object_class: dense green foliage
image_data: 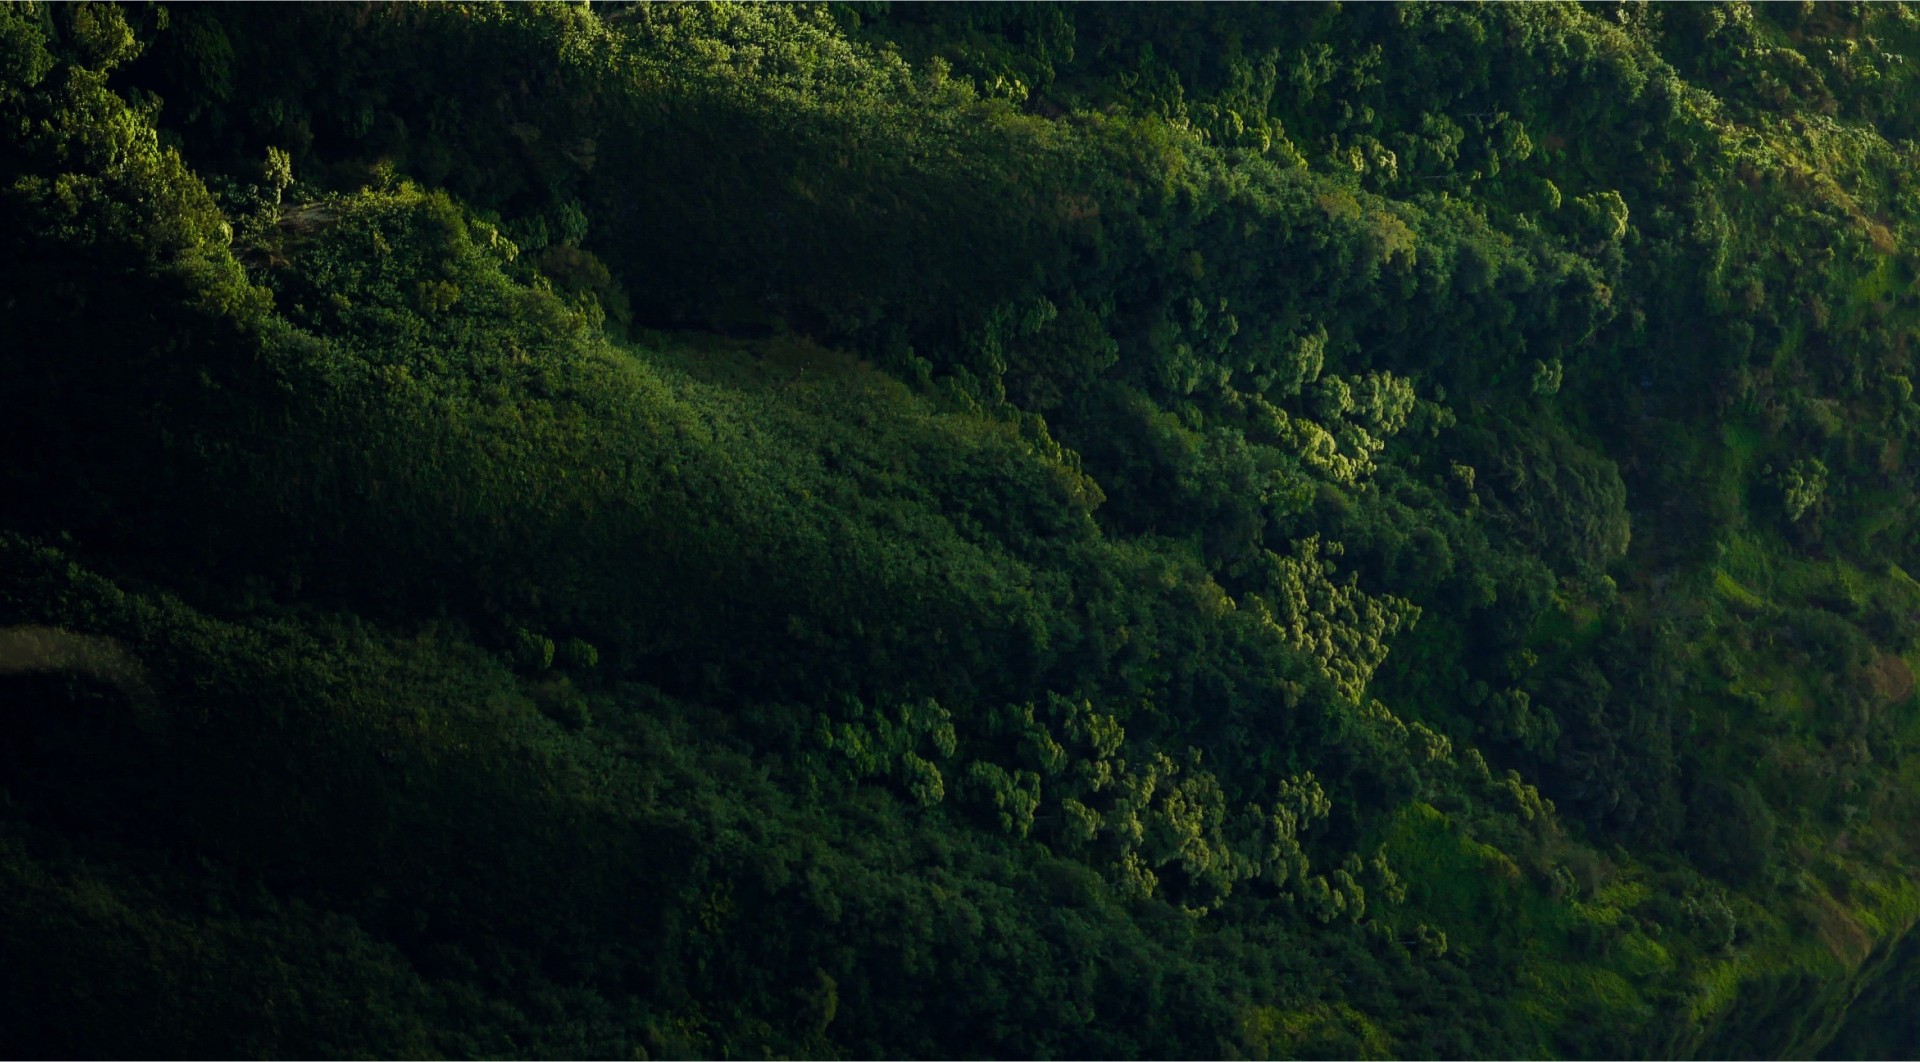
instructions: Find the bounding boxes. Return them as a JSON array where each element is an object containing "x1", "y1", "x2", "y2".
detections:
[{"x1": 6, "y1": 1, "x2": 1920, "y2": 1056}]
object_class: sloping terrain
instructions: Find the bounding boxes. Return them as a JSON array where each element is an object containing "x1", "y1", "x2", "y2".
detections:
[{"x1": 5, "y1": 2, "x2": 1920, "y2": 1056}]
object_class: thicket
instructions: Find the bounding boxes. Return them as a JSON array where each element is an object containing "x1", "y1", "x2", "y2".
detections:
[{"x1": 5, "y1": 2, "x2": 1920, "y2": 1057}]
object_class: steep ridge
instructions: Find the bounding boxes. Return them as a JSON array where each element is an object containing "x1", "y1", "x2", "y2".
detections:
[{"x1": 5, "y1": 2, "x2": 1920, "y2": 1056}]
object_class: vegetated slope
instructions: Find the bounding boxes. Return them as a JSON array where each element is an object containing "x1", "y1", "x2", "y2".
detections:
[{"x1": 4, "y1": 1, "x2": 1920, "y2": 1056}]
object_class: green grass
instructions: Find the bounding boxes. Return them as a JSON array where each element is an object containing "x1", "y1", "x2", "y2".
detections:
[
  {"x1": 1713, "y1": 569, "x2": 1771, "y2": 614},
  {"x1": 1720, "y1": 530, "x2": 1778, "y2": 599}
]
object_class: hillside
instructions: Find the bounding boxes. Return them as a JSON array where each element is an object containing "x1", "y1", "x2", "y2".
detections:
[{"x1": 5, "y1": 2, "x2": 1920, "y2": 1056}]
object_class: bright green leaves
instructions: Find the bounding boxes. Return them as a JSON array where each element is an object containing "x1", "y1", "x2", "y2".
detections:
[
  {"x1": 900, "y1": 752, "x2": 946, "y2": 807},
  {"x1": 814, "y1": 696, "x2": 959, "y2": 809},
  {"x1": 1262, "y1": 325, "x2": 1328, "y2": 399},
  {"x1": 3, "y1": 52, "x2": 250, "y2": 307},
  {"x1": 1571, "y1": 188, "x2": 1631, "y2": 243},
  {"x1": 1249, "y1": 536, "x2": 1419, "y2": 703},
  {"x1": 1345, "y1": 370, "x2": 1418, "y2": 436},
  {"x1": 0, "y1": 5, "x2": 53, "y2": 101},
  {"x1": 263, "y1": 145, "x2": 293, "y2": 206},
  {"x1": 965, "y1": 760, "x2": 1041, "y2": 837},
  {"x1": 1253, "y1": 773, "x2": 1328, "y2": 892},
  {"x1": 961, "y1": 695, "x2": 1122, "y2": 837},
  {"x1": 1776, "y1": 456, "x2": 1830, "y2": 524},
  {"x1": 261, "y1": 184, "x2": 597, "y2": 392},
  {"x1": 66, "y1": 3, "x2": 140, "y2": 71},
  {"x1": 946, "y1": 687, "x2": 1409, "y2": 920}
]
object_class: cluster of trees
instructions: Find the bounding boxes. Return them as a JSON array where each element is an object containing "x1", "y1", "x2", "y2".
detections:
[{"x1": 5, "y1": 1, "x2": 1920, "y2": 1056}]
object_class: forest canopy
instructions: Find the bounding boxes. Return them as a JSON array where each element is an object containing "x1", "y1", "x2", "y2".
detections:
[{"x1": 5, "y1": 1, "x2": 1920, "y2": 1057}]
